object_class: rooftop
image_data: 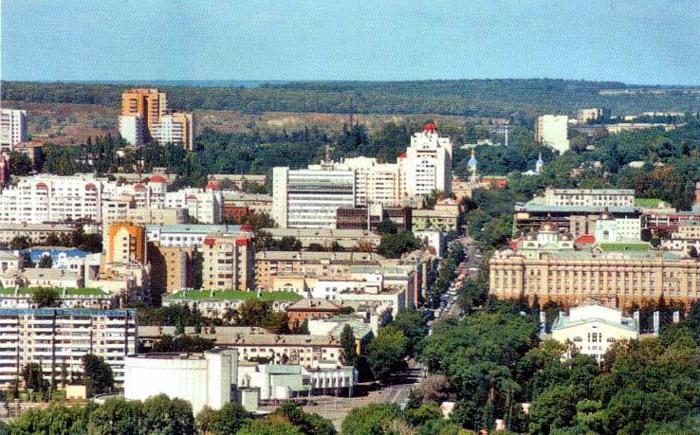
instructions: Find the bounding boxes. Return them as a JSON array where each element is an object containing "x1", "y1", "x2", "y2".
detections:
[
  {"x1": 599, "y1": 242, "x2": 651, "y2": 252},
  {"x1": 145, "y1": 224, "x2": 242, "y2": 234},
  {"x1": 255, "y1": 251, "x2": 385, "y2": 262},
  {"x1": 286, "y1": 298, "x2": 343, "y2": 311},
  {"x1": 166, "y1": 289, "x2": 302, "y2": 302}
]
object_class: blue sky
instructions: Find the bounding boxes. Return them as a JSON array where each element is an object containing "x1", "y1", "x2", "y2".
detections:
[{"x1": 2, "y1": 0, "x2": 699, "y2": 84}]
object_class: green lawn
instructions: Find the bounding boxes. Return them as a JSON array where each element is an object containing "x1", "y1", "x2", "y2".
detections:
[
  {"x1": 168, "y1": 289, "x2": 301, "y2": 302},
  {"x1": 600, "y1": 243, "x2": 651, "y2": 252},
  {"x1": 634, "y1": 198, "x2": 666, "y2": 207}
]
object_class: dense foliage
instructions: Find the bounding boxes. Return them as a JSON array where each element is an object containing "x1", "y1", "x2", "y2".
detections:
[{"x1": 5, "y1": 79, "x2": 700, "y2": 116}]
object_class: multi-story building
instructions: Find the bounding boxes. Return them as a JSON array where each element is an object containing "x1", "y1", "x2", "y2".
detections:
[
  {"x1": 201, "y1": 231, "x2": 255, "y2": 290},
  {"x1": 255, "y1": 251, "x2": 386, "y2": 290},
  {"x1": 576, "y1": 108, "x2": 610, "y2": 125},
  {"x1": 165, "y1": 186, "x2": 222, "y2": 224},
  {"x1": 0, "y1": 175, "x2": 104, "y2": 224},
  {"x1": 120, "y1": 88, "x2": 168, "y2": 141},
  {"x1": 513, "y1": 188, "x2": 641, "y2": 236},
  {"x1": 0, "y1": 223, "x2": 76, "y2": 245},
  {"x1": 0, "y1": 287, "x2": 117, "y2": 310},
  {"x1": 209, "y1": 174, "x2": 267, "y2": 190},
  {"x1": 147, "y1": 243, "x2": 192, "y2": 295},
  {"x1": 273, "y1": 164, "x2": 356, "y2": 229},
  {"x1": 118, "y1": 115, "x2": 144, "y2": 146},
  {"x1": 535, "y1": 115, "x2": 570, "y2": 153},
  {"x1": 342, "y1": 156, "x2": 401, "y2": 206},
  {"x1": 490, "y1": 227, "x2": 700, "y2": 309},
  {"x1": 551, "y1": 303, "x2": 638, "y2": 362},
  {"x1": 399, "y1": 123, "x2": 453, "y2": 197},
  {"x1": 262, "y1": 227, "x2": 381, "y2": 250},
  {"x1": 594, "y1": 210, "x2": 642, "y2": 242},
  {"x1": 0, "y1": 308, "x2": 137, "y2": 388},
  {"x1": 335, "y1": 205, "x2": 411, "y2": 232},
  {"x1": 105, "y1": 223, "x2": 147, "y2": 265},
  {"x1": 412, "y1": 199, "x2": 460, "y2": 232},
  {"x1": 662, "y1": 220, "x2": 700, "y2": 256},
  {"x1": 0, "y1": 109, "x2": 28, "y2": 152},
  {"x1": 151, "y1": 111, "x2": 194, "y2": 151}
]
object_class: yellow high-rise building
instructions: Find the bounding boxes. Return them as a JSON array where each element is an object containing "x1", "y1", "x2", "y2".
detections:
[{"x1": 121, "y1": 88, "x2": 168, "y2": 140}]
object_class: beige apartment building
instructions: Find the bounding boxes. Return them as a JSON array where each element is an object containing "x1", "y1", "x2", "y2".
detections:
[{"x1": 202, "y1": 232, "x2": 255, "y2": 290}]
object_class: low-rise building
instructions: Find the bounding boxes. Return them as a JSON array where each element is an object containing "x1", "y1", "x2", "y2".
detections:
[
  {"x1": 551, "y1": 303, "x2": 638, "y2": 362},
  {"x1": 0, "y1": 287, "x2": 117, "y2": 309},
  {"x1": 285, "y1": 298, "x2": 344, "y2": 330},
  {"x1": 0, "y1": 223, "x2": 76, "y2": 246},
  {"x1": 125, "y1": 349, "x2": 237, "y2": 414},
  {"x1": 261, "y1": 227, "x2": 381, "y2": 250},
  {"x1": 162, "y1": 290, "x2": 300, "y2": 319},
  {"x1": 238, "y1": 363, "x2": 356, "y2": 401},
  {"x1": 412, "y1": 202, "x2": 460, "y2": 232}
]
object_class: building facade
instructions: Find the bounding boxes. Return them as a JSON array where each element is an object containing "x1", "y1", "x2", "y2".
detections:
[
  {"x1": 0, "y1": 308, "x2": 137, "y2": 388},
  {"x1": 0, "y1": 109, "x2": 28, "y2": 152},
  {"x1": 151, "y1": 111, "x2": 194, "y2": 151},
  {"x1": 201, "y1": 231, "x2": 255, "y2": 290},
  {"x1": 121, "y1": 88, "x2": 168, "y2": 141},
  {"x1": 399, "y1": 123, "x2": 453, "y2": 197},
  {"x1": 535, "y1": 115, "x2": 569, "y2": 153}
]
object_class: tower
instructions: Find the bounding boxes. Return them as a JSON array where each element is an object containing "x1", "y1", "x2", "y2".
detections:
[
  {"x1": 535, "y1": 152, "x2": 544, "y2": 174},
  {"x1": 467, "y1": 149, "x2": 478, "y2": 182}
]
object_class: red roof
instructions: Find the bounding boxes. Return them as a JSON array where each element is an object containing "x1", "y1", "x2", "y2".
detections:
[
  {"x1": 397, "y1": 152, "x2": 407, "y2": 159},
  {"x1": 134, "y1": 183, "x2": 146, "y2": 190},
  {"x1": 149, "y1": 175, "x2": 166, "y2": 183},
  {"x1": 240, "y1": 224, "x2": 254, "y2": 232},
  {"x1": 423, "y1": 122, "x2": 437, "y2": 132},
  {"x1": 206, "y1": 181, "x2": 220, "y2": 190},
  {"x1": 35, "y1": 182, "x2": 48, "y2": 189},
  {"x1": 203, "y1": 238, "x2": 216, "y2": 246},
  {"x1": 576, "y1": 234, "x2": 596, "y2": 244},
  {"x1": 186, "y1": 194, "x2": 198, "y2": 201},
  {"x1": 235, "y1": 238, "x2": 249, "y2": 246}
]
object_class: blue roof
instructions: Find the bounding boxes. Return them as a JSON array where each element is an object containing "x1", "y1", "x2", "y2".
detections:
[{"x1": 23, "y1": 248, "x2": 89, "y2": 263}]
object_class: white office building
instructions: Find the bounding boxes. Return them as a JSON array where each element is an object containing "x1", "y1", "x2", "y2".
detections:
[
  {"x1": 144, "y1": 224, "x2": 241, "y2": 248},
  {"x1": 399, "y1": 124, "x2": 453, "y2": 197},
  {"x1": 343, "y1": 157, "x2": 401, "y2": 206},
  {"x1": 536, "y1": 115, "x2": 570, "y2": 153},
  {"x1": 0, "y1": 109, "x2": 28, "y2": 152},
  {"x1": 273, "y1": 164, "x2": 356, "y2": 229},
  {"x1": 0, "y1": 308, "x2": 137, "y2": 388},
  {"x1": 118, "y1": 115, "x2": 144, "y2": 146}
]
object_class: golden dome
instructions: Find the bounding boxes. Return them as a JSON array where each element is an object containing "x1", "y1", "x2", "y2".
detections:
[{"x1": 540, "y1": 221, "x2": 558, "y2": 232}]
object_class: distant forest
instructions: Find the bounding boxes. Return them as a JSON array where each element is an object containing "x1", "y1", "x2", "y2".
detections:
[{"x1": 3, "y1": 79, "x2": 699, "y2": 117}]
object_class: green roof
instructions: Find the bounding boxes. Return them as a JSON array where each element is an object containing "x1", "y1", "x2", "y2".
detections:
[
  {"x1": 600, "y1": 242, "x2": 651, "y2": 252},
  {"x1": 167, "y1": 289, "x2": 302, "y2": 302},
  {"x1": 634, "y1": 198, "x2": 666, "y2": 207}
]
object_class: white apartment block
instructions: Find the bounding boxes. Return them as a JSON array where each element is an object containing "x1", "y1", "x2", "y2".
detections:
[
  {"x1": 343, "y1": 157, "x2": 401, "y2": 206},
  {"x1": 0, "y1": 175, "x2": 104, "y2": 224},
  {"x1": 165, "y1": 188, "x2": 222, "y2": 224},
  {"x1": 151, "y1": 114, "x2": 183, "y2": 145},
  {"x1": 541, "y1": 188, "x2": 636, "y2": 208},
  {"x1": 0, "y1": 308, "x2": 137, "y2": 388},
  {"x1": 595, "y1": 214, "x2": 642, "y2": 243},
  {"x1": 536, "y1": 115, "x2": 570, "y2": 153},
  {"x1": 273, "y1": 165, "x2": 356, "y2": 229},
  {"x1": 118, "y1": 115, "x2": 144, "y2": 146},
  {"x1": 399, "y1": 126, "x2": 453, "y2": 197},
  {"x1": 0, "y1": 109, "x2": 28, "y2": 152}
]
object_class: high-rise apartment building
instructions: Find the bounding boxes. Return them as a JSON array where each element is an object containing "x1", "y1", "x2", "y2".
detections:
[
  {"x1": 201, "y1": 231, "x2": 255, "y2": 290},
  {"x1": 535, "y1": 115, "x2": 570, "y2": 153},
  {"x1": 399, "y1": 123, "x2": 453, "y2": 197},
  {"x1": 0, "y1": 109, "x2": 28, "y2": 152},
  {"x1": 105, "y1": 223, "x2": 147, "y2": 265},
  {"x1": 164, "y1": 187, "x2": 223, "y2": 224},
  {"x1": 118, "y1": 114, "x2": 145, "y2": 146},
  {"x1": 151, "y1": 111, "x2": 195, "y2": 151},
  {"x1": 120, "y1": 88, "x2": 168, "y2": 139},
  {"x1": 0, "y1": 308, "x2": 137, "y2": 388}
]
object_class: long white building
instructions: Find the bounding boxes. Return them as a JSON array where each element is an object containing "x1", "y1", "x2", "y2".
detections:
[
  {"x1": 0, "y1": 308, "x2": 137, "y2": 388},
  {"x1": 0, "y1": 109, "x2": 28, "y2": 152},
  {"x1": 164, "y1": 186, "x2": 222, "y2": 224}
]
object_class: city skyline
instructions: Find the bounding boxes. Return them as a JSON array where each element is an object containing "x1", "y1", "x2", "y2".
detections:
[{"x1": 2, "y1": 0, "x2": 700, "y2": 85}]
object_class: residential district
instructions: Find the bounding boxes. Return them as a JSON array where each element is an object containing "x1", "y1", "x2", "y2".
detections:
[{"x1": 0, "y1": 91, "x2": 698, "y2": 433}]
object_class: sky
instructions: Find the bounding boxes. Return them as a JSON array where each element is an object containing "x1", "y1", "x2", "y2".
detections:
[{"x1": 2, "y1": 0, "x2": 700, "y2": 85}]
